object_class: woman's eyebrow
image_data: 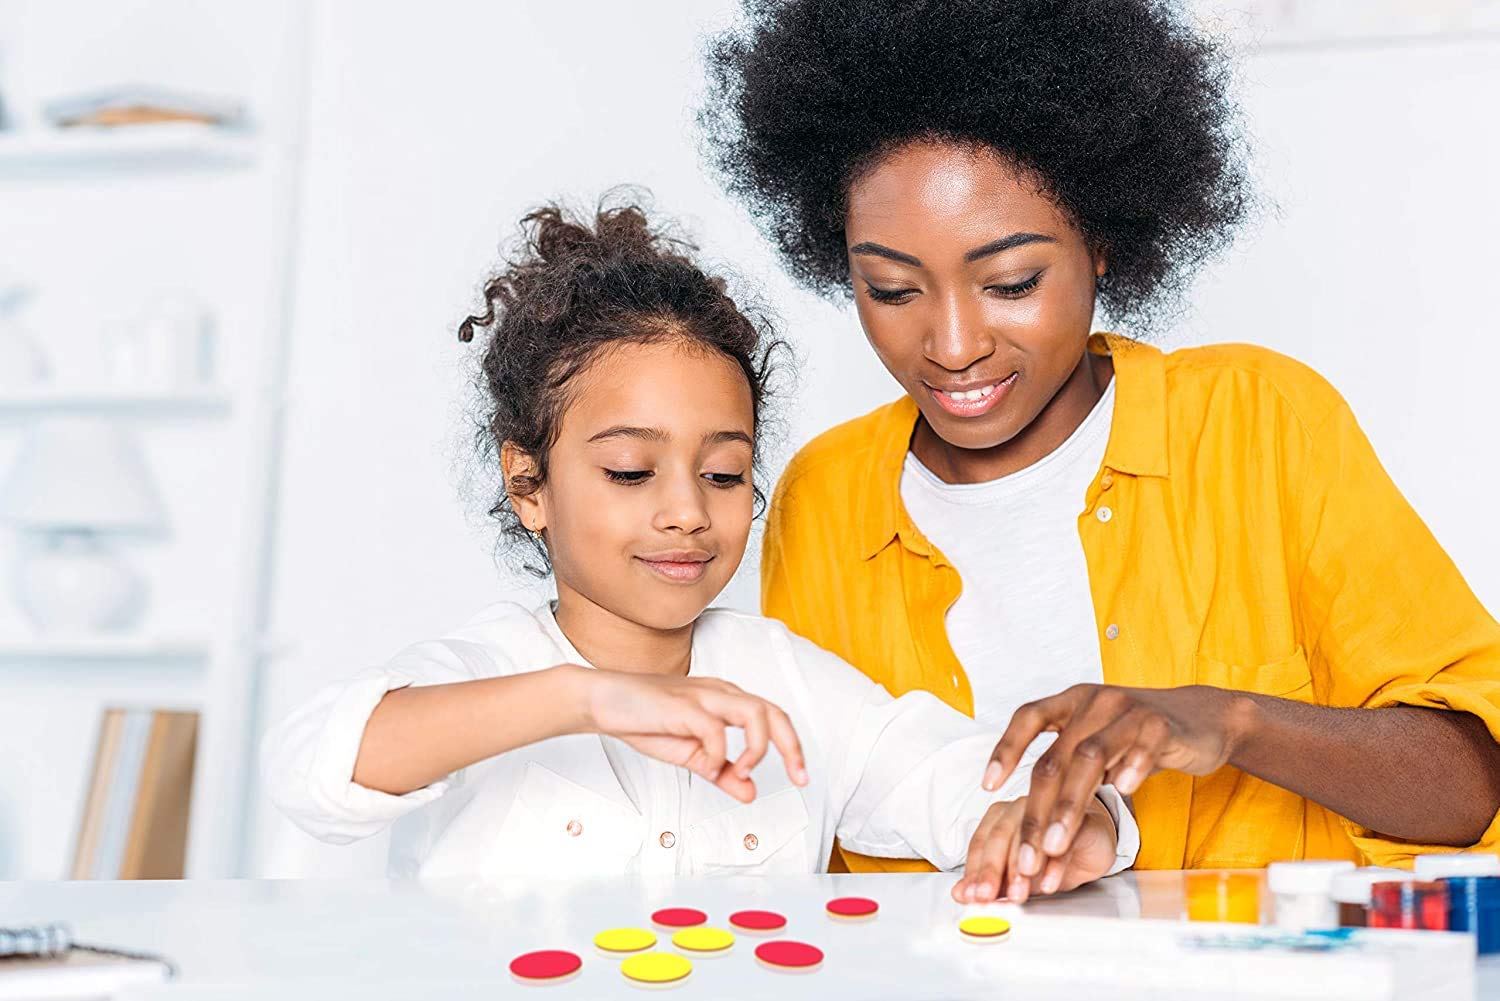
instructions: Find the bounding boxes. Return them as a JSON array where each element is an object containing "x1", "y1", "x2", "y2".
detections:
[
  {"x1": 849, "y1": 241, "x2": 922, "y2": 267},
  {"x1": 848, "y1": 232, "x2": 1057, "y2": 268},
  {"x1": 963, "y1": 232, "x2": 1056, "y2": 262},
  {"x1": 705, "y1": 430, "x2": 753, "y2": 447}
]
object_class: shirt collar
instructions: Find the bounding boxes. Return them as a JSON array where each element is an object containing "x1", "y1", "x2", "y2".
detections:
[{"x1": 855, "y1": 331, "x2": 1169, "y2": 561}]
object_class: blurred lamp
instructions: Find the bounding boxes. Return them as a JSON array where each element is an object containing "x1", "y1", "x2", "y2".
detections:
[{"x1": 0, "y1": 418, "x2": 167, "y2": 633}]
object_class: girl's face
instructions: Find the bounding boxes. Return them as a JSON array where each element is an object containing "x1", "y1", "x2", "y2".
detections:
[
  {"x1": 844, "y1": 141, "x2": 1106, "y2": 456},
  {"x1": 518, "y1": 337, "x2": 756, "y2": 632}
]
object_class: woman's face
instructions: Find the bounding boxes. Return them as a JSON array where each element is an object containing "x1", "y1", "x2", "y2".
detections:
[
  {"x1": 515, "y1": 337, "x2": 756, "y2": 632},
  {"x1": 844, "y1": 141, "x2": 1106, "y2": 456}
]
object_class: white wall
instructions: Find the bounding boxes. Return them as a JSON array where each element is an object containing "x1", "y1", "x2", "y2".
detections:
[
  {"x1": 0, "y1": 0, "x2": 301, "y2": 879},
  {"x1": 228, "y1": 5, "x2": 1495, "y2": 877}
]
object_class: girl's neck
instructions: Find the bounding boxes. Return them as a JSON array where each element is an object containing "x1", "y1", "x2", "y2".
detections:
[
  {"x1": 911, "y1": 348, "x2": 1114, "y2": 484},
  {"x1": 552, "y1": 582, "x2": 694, "y2": 676}
]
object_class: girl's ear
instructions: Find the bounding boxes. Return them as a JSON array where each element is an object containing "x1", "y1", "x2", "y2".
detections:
[
  {"x1": 500, "y1": 441, "x2": 547, "y2": 534},
  {"x1": 1092, "y1": 244, "x2": 1110, "y2": 279}
]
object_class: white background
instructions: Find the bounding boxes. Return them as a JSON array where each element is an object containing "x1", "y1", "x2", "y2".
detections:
[{"x1": 0, "y1": 1, "x2": 1495, "y2": 881}]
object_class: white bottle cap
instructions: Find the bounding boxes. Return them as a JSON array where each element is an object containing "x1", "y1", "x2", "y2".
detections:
[
  {"x1": 1267, "y1": 859, "x2": 1356, "y2": 896},
  {"x1": 1414, "y1": 853, "x2": 1500, "y2": 879},
  {"x1": 1329, "y1": 866, "x2": 1416, "y2": 905}
]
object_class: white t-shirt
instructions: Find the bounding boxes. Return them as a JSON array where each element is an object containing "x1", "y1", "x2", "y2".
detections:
[
  {"x1": 261, "y1": 601, "x2": 1139, "y2": 879},
  {"x1": 900, "y1": 380, "x2": 1115, "y2": 732}
]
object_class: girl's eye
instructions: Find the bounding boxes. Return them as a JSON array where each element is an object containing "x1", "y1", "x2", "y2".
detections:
[
  {"x1": 703, "y1": 472, "x2": 746, "y2": 487},
  {"x1": 604, "y1": 469, "x2": 652, "y2": 484},
  {"x1": 986, "y1": 272, "x2": 1043, "y2": 298},
  {"x1": 863, "y1": 283, "x2": 917, "y2": 305}
]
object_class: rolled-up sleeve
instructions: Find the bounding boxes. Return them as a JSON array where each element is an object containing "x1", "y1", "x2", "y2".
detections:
[
  {"x1": 1298, "y1": 396, "x2": 1500, "y2": 866},
  {"x1": 789, "y1": 630, "x2": 1140, "y2": 873},
  {"x1": 260, "y1": 640, "x2": 494, "y2": 844}
]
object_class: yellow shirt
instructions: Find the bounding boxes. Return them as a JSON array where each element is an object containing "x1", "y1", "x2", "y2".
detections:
[{"x1": 761, "y1": 333, "x2": 1500, "y2": 871}]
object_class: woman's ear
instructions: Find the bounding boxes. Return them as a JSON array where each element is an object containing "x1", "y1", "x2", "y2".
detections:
[
  {"x1": 500, "y1": 441, "x2": 547, "y2": 534},
  {"x1": 1093, "y1": 245, "x2": 1109, "y2": 278}
]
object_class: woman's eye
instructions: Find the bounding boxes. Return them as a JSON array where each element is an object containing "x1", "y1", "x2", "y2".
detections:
[
  {"x1": 703, "y1": 472, "x2": 746, "y2": 487},
  {"x1": 604, "y1": 469, "x2": 652, "y2": 484},
  {"x1": 863, "y1": 283, "x2": 917, "y2": 305},
  {"x1": 986, "y1": 272, "x2": 1043, "y2": 298}
]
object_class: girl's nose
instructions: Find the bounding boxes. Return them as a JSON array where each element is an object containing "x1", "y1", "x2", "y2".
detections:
[{"x1": 652, "y1": 473, "x2": 711, "y2": 534}]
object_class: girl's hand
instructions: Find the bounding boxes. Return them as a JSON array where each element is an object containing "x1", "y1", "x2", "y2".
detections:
[
  {"x1": 951, "y1": 795, "x2": 1119, "y2": 904},
  {"x1": 583, "y1": 669, "x2": 809, "y2": 803},
  {"x1": 982, "y1": 684, "x2": 1248, "y2": 882}
]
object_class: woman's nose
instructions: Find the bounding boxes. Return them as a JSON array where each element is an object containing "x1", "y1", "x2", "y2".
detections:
[{"x1": 924, "y1": 292, "x2": 997, "y2": 372}]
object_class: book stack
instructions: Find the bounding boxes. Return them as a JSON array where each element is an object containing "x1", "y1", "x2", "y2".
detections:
[{"x1": 71, "y1": 709, "x2": 198, "y2": 881}]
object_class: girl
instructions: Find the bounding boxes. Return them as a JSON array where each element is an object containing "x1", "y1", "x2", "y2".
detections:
[
  {"x1": 701, "y1": 0, "x2": 1500, "y2": 899},
  {"x1": 261, "y1": 201, "x2": 1137, "y2": 900}
]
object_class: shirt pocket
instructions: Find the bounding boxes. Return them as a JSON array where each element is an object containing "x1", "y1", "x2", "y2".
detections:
[
  {"x1": 486, "y1": 761, "x2": 645, "y2": 877},
  {"x1": 683, "y1": 787, "x2": 811, "y2": 875},
  {"x1": 1193, "y1": 645, "x2": 1314, "y2": 702}
]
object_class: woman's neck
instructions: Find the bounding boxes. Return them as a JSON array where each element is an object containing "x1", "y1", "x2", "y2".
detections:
[
  {"x1": 552, "y1": 582, "x2": 694, "y2": 676},
  {"x1": 911, "y1": 348, "x2": 1114, "y2": 484}
]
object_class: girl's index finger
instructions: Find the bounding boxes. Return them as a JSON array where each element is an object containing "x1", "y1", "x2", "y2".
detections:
[
  {"x1": 765, "y1": 705, "x2": 809, "y2": 786},
  {"x1": 982, "y1": 689, "x2": 1087, "y2": 791}
]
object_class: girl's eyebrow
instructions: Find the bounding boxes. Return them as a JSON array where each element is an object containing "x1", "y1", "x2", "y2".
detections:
[{"x1": 586, "y1": 426, "x2": 753, "y2": 446}]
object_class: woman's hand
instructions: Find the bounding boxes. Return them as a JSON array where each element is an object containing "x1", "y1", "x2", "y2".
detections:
[
  {"x1": 951, "y1": 795, "x2": 1119, "y2": 904},
  {"x1": 584, "y1": 669, "x2": 809, "y2": 803},
  {"x1": 982, "y1": 684, "x2": 1250, "y2": 881}
]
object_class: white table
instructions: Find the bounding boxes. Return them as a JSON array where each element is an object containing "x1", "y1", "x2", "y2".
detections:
[{"x1": 2, "y1": 872, "x2": 1495, "y2": 1000}]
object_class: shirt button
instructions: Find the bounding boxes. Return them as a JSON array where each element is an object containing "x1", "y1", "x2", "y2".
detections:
[
  {"x1": 565, "y1": 820, "x2": 583, "y2": 837},
  {"x1": 1105, "y1": 624, "x2": 1120, "y2": 641},
  {"x1": 743, "y1": 833, "x2": 759, "y2": 852},
  {"x1": 950, "y1": 674, "x2": 960, "y2": 688},
  {"x1": 1096, "y1": 506, "x2": 1113, "y2": 523},
  {"x1": 659, "y1": 831, "x2": 676, "y2": 849},
  {"x1": 1101, "y1": 472, "x2": 1114, "y2": 489}
]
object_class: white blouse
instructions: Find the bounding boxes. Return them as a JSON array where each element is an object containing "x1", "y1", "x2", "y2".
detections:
[{"x1": 261, "y1": 602, "x2": 1140, "y2": 879}]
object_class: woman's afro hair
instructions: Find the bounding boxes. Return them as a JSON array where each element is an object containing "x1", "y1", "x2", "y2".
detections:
[{"x1": 701, "y1": 0, "x2": 1252, "y2": 324}]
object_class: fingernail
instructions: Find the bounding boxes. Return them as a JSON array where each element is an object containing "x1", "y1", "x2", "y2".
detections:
[
  {"x1": 1042, "y1": 870, "x2": 1061, "y2": 894},
  {"x1": 1043, "y1": 823, "x2": 1068, "y2": 854},
  {"x1": 1118, "y1": 767, "x2": 1140, "y2": 793},
  {"x1": 982, "y1": 761, "x2": 1004, "y2": 790},
  {"x1": 1018, "y1": 843, "x2": 1038, "y2": 875},
  {"x1": 974, "y1": 882, "x2": 991, "y2": 900},
  {"x1": 1009, "y1": 876, "x2": 1028, "y2": 902},
  {"x1": 796, "y1": 766, "x2": 809, "y2": 786}
]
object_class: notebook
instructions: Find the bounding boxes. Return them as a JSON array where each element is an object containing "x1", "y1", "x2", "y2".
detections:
[{"x1": 0, "y1": 925, "x2": 173, "y2": 1000}]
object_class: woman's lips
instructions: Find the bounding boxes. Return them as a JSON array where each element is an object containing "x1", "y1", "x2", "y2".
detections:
[
  {"x1": 927, "y1": 371, "x2": 1018, "y2": 418},
  {"x1": 635, "y1": 554, "x2": 714, "y2": 583}
]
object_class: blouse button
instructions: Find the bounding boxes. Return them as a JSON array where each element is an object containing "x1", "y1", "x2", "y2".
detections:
[
  {"x1": 1096, "y1": 506, "x2": 1113, "y2": 523},
  {"x1": 1101, "y1": 472, "x2": 1115, "y2": 489},
  {"x1": 565, "y1": 820, "x2": 583, "y2": 837},
  {"x1": 1105, "y1": 624, "x2": 1120, "y2": 641},
  {"x1": 659, "y1": 831, "x2": 676, "y2": 849},
  {"x1": 743, "y1": 834, "x2": 759, "y2": 852}
]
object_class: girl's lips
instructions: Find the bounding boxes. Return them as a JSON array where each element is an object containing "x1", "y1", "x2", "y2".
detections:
[
  {"x1": 636, "y1": 557, "x2": 713, "y2": 583},
  {"x1": 927, "y1": 371, "x2": 1018, "y2": 418}
]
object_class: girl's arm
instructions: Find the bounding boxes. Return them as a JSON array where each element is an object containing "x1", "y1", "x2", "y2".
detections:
[{"x1": 357, "y1": 666, "x2": 808, "y2": 803}]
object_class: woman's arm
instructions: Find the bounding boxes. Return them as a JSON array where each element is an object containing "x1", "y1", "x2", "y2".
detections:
[
  {"x1": 981, "y1": 683, "x2": 1500, "y2": 881},
  {"x1": 355, "y1": 666, "x2": 808, "y2": 802}
]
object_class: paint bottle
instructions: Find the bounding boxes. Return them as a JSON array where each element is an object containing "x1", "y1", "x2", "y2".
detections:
[
  {"x1": 1328, "y1": 867, "x2": 1413, "y2": 928},
  {"x1": 1184, "y1": 870, "x2": 1260, "y2": 924},
  {"x1": 1267, "y1": 860, "x2": 1355, "y2": 931},
  {"x1": 1414, "y1": 852, "x2": 1500, "y2": 881},
  {"x1": 1369, "y1": 880, "x2": 1449, "y2": 930},
  {"x1": 1441, "y1": 876, "x2": 1500, "y2": 955}
]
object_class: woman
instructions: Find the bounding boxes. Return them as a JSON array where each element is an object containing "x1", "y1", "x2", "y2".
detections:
[{"x1": 701, "y1": 0, "x2": 1500, "y2": 901}]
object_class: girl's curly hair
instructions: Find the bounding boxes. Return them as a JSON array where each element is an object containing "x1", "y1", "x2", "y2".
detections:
[{"x1": 458, "y1": 196, "x2": 785, "y2": 576}]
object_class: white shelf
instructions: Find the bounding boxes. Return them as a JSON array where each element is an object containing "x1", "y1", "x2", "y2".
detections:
[
  {"x1": 0, "y1": 387, "x2": 233, "y2": 418},
  {"x1": 0, "y1": 124, "x2": 258, "y2": 177},
  {"x1": 0, "y1": 634, "x2": 210, "y2": 662}
]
